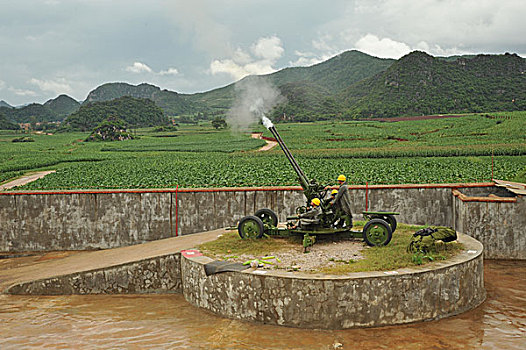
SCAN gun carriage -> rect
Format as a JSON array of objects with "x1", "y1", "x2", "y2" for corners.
[{"x1": 237, "y1": 122, "x2": 399, "y2": 250}]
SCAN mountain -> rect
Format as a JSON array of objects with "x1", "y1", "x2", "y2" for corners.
[
  {"x1": 341, "y1": 51, "x2": 526, "y2": 117},
  {"x1": 43, "y1": 94, "x2": 80, "y2": 118},
  {"x1": 185, "y1": 50, "x2": 393, "y2": 111},
  {"x1": 0, "y1": 94, "x2": 79, "y2": 124},
  {"x1": 0, "y1": 103, "x2": 56, "y2": 123},
  {"x1": 268, "y1": 50, "x2": 394, "y2": 93},
  {"x1": 0, "y1": 100, "x2": 12, "y2": 108},
  {"x1": 3, "y1": 50, "x2": 525, "y2": 125},
  {"x1": 63, "y1": 96, "x2": 167, "y2": 131},
  {"x1": 0, "y1": 110, "x2": 18, "y2": 129},
  {"x1": 81, "y1": 51, "x2": 392, "y2": 114},
  {"x1": 85, "y1": 82, "x2": 196, "y2": 115}
]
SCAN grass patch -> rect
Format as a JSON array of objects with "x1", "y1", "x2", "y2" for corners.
[
  {"x1": 198, "y1": 231, "x2": 298, "y2": 258},
  {"x1": 319, "y1": 223, "x2": 464, "y2": 274}
]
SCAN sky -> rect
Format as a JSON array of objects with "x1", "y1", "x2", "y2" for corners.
[{"x1": 1, "y1": 0, "x2": 525, "y2": 106}]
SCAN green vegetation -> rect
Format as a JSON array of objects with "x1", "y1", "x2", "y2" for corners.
[
  {"x1": 12, "y1": 136, "x2": 35, "y2": 143},
  {"x1": 318, "y1": 224, "x2": 463, "y2": 274},
  {"x1": 43, "y1": 94, "x2": 80, "y2": 119},
  {"x1": 211, "y1": 117, "x2": 227, "y2": 129},
  {"x1": 1, "y1": 112, "x2": 524, "y2": 190},
  {"x1": 62, "y1": 96, "x2": 166, "y2": 131},
  {"x1": 513, "y1": 167, "x2": 526, "y2": 183},
  {"x1": 199, "y1": 232, "x2": 298, "y2": 257},
  {"x1": 85, "y1": 117, "x2": 135, "y2": 142},
  {"x1": 0, "y1": 111, "x2": 18, "y2": 130},
  {"x1": 0, "y1": 94, "x2": 79, "y2": 124},
  {"x1": 84, "y1": 82, "x2": 196, "y2": 115},
  {"x1": 342, "y1": 52, "x2": 525, "y2": 118}
]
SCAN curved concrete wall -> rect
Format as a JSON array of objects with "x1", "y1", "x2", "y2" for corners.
[{"x1": 181, "y1": 234, "x2": 485, "y2": 329}]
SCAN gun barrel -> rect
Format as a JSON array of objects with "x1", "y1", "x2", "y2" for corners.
[{"x1": 267, "y1": 125, "x2": 310, "y2": 189}]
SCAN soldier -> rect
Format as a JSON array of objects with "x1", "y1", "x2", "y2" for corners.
[
  {"x1": 330, "y1": 174, "x2": 353, "y2": 228},
  {"x1": 298, "y1": 198, "x2": 322, "y2": 229},
  {"x1": 326, "y1": 189, "x2": 338, "y2": 204}
]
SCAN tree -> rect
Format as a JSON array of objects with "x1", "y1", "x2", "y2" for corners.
[
  {"x1": 85, "y1": 116, "x2": 135, "y2": 142},
  {"x1": 211, "y1": 117, "x2": 227, "y2": 129}
]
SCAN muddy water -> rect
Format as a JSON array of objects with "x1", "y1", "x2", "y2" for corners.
[{"x1": 1, "y1": 260, "x2": 524, "y2": 350}]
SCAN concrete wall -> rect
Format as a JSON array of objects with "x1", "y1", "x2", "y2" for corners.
[
  {"x1": 7, "y1": 253, "x2": 181, "y2": 295},
  {"x1": 365, "y1": 187, "x2": 454, "y2": 226},
  {"x1": 0, "y1": 192, "x2": 173, "y2": 251},
  {"x1": 1, "y1": 183, "x2": 523, "y2": 259},
  {"x1": 181, "y1": 234, "x2": 485, "y2": 329},
  {"x1": 454, "y1": 195, "x2": 526, "y2": 259}
]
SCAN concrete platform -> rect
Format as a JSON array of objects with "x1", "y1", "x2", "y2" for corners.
[
  {"x1": 182, "y1": 233, "x2": 486, "y2": 329},
  {"x1": 0, "y1": 229, "x2": 226, "y2": 294}
]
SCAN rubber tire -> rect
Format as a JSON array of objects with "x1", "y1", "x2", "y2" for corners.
[
  {"x1": 363, "y1": 218, "x2": 393, "y2": 246},
  {"x1": 255, "y1": 208, "x2": 278, "y2": 227},
  {"x1": 384, "y1": 214, "x2": 397, "y2": 232},
  {"x1": 238, "y1": 216, "x2": 265, "y2": 239}
]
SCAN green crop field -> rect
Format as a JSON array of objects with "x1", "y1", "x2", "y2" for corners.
[{"x1": 1, "y1": 111, "x2": 525, "y2": 190}]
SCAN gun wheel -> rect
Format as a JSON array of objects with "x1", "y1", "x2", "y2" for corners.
[
  {"x1": 255, "y1": 208, "x2": 278, "y2": 227},
  {"x1": 363, "y1": 218, "x2": 393, "y2": 246},
  {"x1": 238, "y1": 216, "x2": 265, "y2": 239},
  {"x1": 384, "y1": 214, "x2": 397, "y2": 232}
]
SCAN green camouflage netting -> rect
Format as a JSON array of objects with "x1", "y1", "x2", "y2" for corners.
[{"x1": 407, "y1": 226, "x2": 458, "y2": 253}]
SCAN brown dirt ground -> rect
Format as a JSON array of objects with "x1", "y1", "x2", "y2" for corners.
[{"x1": 222, "y1": 236, "x2": 367, "y2": 272}]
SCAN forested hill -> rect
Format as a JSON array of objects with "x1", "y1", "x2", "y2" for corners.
[
  {"x1": 185, "y1": 50, "x2": 393, "y2": 110},
  {"x1": 43, "y1": 94, "x2": 80, "y2": 118},
  {"x1": 0, "y1": 94, "x2": 79, "y2": 123},
  {"x1": 63, "y1": 96, "x2": 166, "y2": 131},
  {"x1": 85, "y1": 82, "x2": 196, "y2": 115},
  {"x1": 0, "y1": 111, "x2": 18, "y2": 129},
  {"x1": 84, "y1": 50, "x2": 524, "y2": 120},
  {"x1": 340, "y1": 51, "x2": 526, "y2": 118}
]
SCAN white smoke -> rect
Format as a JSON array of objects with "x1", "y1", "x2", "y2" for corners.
[
  {"x1": 227, "y1": 77, "x2": 285, "y2": 131},
  {"x1": 261, "y1": 116, "x2": 274, "y2": 129}
]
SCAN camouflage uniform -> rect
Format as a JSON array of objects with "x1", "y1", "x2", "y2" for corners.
[
  {"x1": 333, "y1": 181, "x2": 353, "y2": 228},
  {"x1": 299, "y1": 205, "x2": 322, "y2": 229}
]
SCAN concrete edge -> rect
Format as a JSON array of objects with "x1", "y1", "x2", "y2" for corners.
[
  {"x1": 0, "y1": 182, "x2": 495, "y2": 196},
  {"x1": 4, "y1": 252, "x2": 183, "y2": 295}
]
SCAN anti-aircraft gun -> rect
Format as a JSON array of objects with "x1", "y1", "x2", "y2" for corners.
[{"x1": 236, "y1": 119, "x2": 399, "y2": 249}]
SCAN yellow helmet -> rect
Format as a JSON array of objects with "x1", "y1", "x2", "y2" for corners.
[
  {"x1": 337, "y1": 174, "x2": 346, "y2": 182},
  {"x1": 311, "y1": 198, "x2": 321, "y2": 206},
  {"x1": 331, "y1": 189, "x2": 338, "y2": 195}
]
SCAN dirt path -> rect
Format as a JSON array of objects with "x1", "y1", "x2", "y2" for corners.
[
  {"x1": 0, "y1": 170, "x2": 56, "y2": 191},
  {"x1": 251, "y1": 132, "x2": 278, "y2": 151}
]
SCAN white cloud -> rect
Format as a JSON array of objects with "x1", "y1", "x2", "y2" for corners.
[
  {"x1": 9, "y1": 87, "x2": 37, "y2": 96},
  {"x1": 126, "y1": 62, "x2": 180, "y2": 76},
  {"x1": 354, "y1": 34, "x2": 411, "y2": 59},
  {"x1": 125, "y1": 62, "x2": 153, "y2": 74},
  {"x1": 210, "y1": 36, "x2": 284, "y2": 80},
  {"x1": 29, "y1": 78, "x2": 72, "y2": 94},
  {"x1": 251, "y1": 36, "x2": 284, "y2": 61},
  {"x1": 159, "y1": 67, "x2": 179, "y2": 76},
  {"x1": 289, "y1": 50, "x2": 332, "y2": 67},
  {"x1": 0, "y1": 80, "x2": 5, "y2": 90}
]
